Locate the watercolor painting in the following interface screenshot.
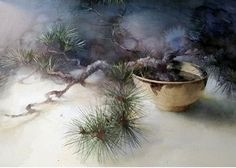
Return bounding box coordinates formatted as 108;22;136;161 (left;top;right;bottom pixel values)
0;0;236;166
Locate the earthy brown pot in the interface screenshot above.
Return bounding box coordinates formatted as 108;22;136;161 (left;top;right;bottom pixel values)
133;61;208;112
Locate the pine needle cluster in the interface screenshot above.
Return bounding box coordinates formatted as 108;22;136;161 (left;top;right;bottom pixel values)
4;49;56;72
66;63;145;162
40;24;85;52
0;49;39;88
189;4;236;97
203;51;236;97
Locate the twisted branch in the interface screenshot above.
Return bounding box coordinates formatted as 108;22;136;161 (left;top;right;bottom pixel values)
4;57;159;118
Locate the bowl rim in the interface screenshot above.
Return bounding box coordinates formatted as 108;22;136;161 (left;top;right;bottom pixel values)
132;61;208;85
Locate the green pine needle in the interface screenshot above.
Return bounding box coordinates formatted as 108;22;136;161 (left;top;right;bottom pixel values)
107;63;133;85
8;49;36;64
33;55;56;72
40;24;85;52
105;84;144;114
65;107;121;162
204;52;236;97
216;69;236;97
110;102;144;148
66;62;145;163
105;83;145;148
0;49;38;89
0;49;36;69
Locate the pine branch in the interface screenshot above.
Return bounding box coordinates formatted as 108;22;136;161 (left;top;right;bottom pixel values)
65;107;121;162
79;60;112;83
65;61;145;162
3;57;157;118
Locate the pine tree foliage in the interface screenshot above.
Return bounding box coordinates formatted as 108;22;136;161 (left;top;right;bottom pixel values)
66;63;145;162
40;24;85;52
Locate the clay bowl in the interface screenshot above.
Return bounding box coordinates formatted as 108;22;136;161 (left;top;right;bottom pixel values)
133;61;208;112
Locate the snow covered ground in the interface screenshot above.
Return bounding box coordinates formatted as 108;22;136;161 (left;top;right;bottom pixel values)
0;67;236;166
